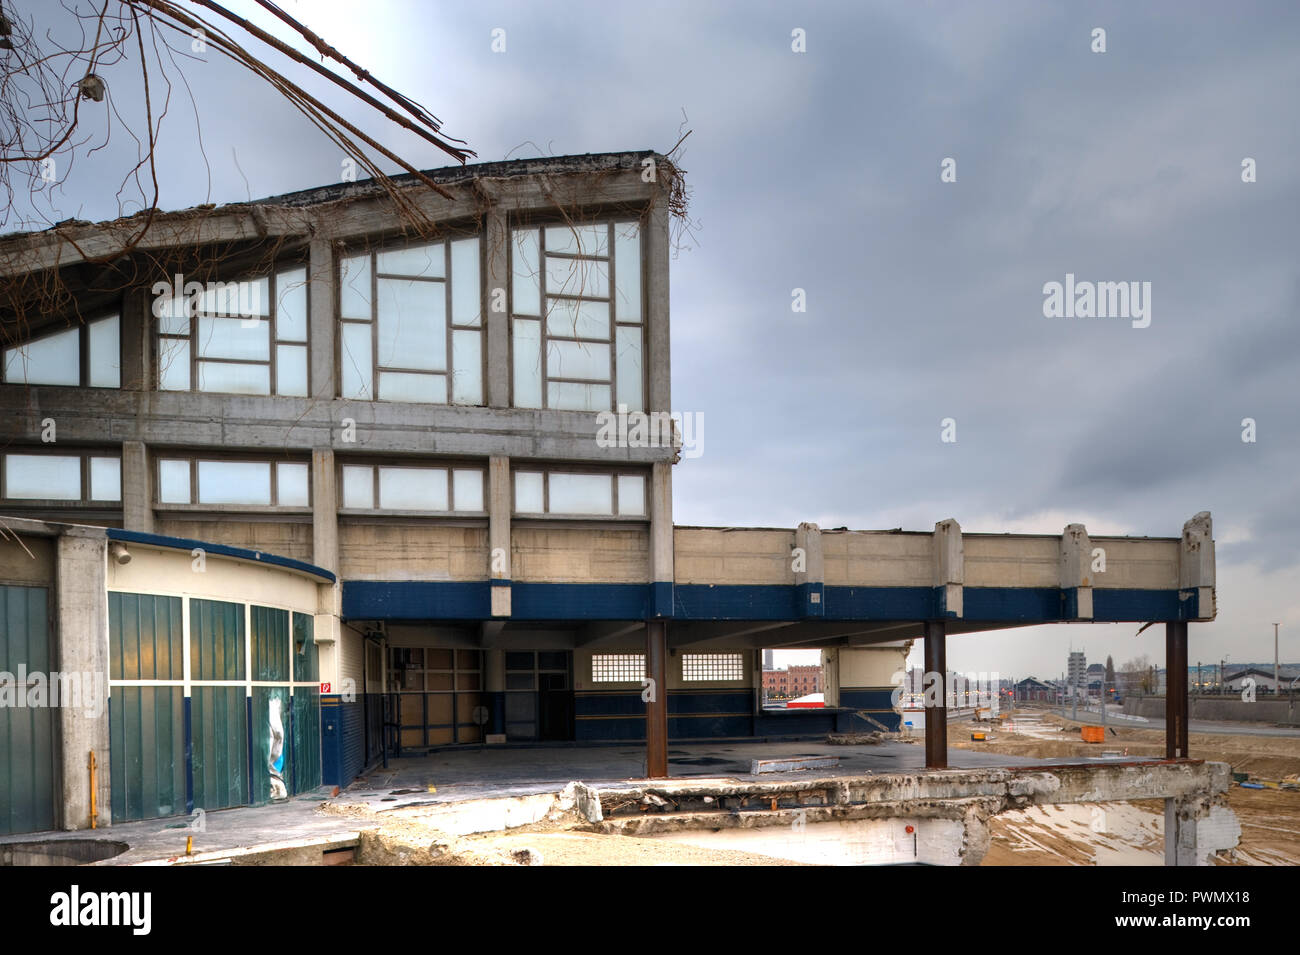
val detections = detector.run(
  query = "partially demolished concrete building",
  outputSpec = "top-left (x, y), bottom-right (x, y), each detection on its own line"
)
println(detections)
top-left (0, 151), bottom-right (1231, 863)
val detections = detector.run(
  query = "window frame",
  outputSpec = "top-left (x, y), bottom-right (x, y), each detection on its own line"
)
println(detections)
top-left (0, 449), bottom-right (122, 506)
top-left (510, 465), bottom-right (648, 520)
top-left (153, 452), bottom-right (313, 512)
top-left (1, 311), bottom-right (122, 390)
top-left (336, 458), bottom-right (487, 517)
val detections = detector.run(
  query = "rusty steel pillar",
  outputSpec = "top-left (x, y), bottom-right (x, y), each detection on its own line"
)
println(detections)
top-left (1166, 621), bottom-right (1189, 758)
top-left (924, 620), bottom-right (948, 769)
top-left (645, 620), bottom-right (669, 778)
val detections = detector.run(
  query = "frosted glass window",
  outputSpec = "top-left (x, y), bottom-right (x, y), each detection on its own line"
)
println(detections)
top-left (158, 338), bottom-right (191, 391)
top-left (450, 238), bottom-right (481, 327)
top-left (198, 277), bottom-right (268, 317)
top-left (512, 319), bottom-right (542, 408)
top-left (277, 462), bottom-right (309, 507)
top-left (451, 330), bottom-right (481, 405)
top-left (376, 243), bottom-right (444, 278)
top-left (379, 467), bottom-right (447, 511)
top-left (514, 471), bottom-right (544, 513)
top-left (544, 224), bottom-right (608, 257)
top-left (615, 326), bottom-right (643, 412)
top-left (4, 455), bottom-right (80, 499)
top-left (453, 469), bottom-right (483, 511)
top-left (198, 460), bottom-right (271, 505)
top-left (196, 361), bottom-right (270, 395)
top-left (511, 229), bottom-right (541, 316)
top-left (155, 293), bottom-right (192, 335)
top-left (339, 254), bottom-right (372, 320)
top-left (276, 344), bottom-right (308, 397)
top-left (546, 298), bottom-right (609, 340)
top-left (90, 456), bottom-right (121, 502)
top-left (614, 223), bottom-right (642, 322)
top-left (276, 269), bottom-right (309, 341)
top-left (88, 315), bottom-right (121, 388)
top-left (548, 473), bottom-right (613, 515)
top-left (547, 381), bottom-right (610, 411)
top-left (377, 278), bottom-right (445, 370)
top-left (617, 474), bottom-right (646, 516)
top-left (340, 323), bottom-right (372, 399)
top-left (342, 466), bottom-right (374, 509)
top-left (158, 460), bottom-right (191, 503)
top-left (2, 327), bottom-right (79, 386)
top-left (547, 340), bottom-right (609, 381)
top-left (197, 317), bottom-right (269, 361)
top-left (545, 256), bottom-right (608, 298)
top-left (378, 371), bottom-right (445, 403)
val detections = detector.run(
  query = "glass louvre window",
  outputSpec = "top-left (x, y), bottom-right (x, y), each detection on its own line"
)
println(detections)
top-left (681, 653), bottom-right (745, 682)
top-left (338, 237), bottom-right (482, 405)
top-left (1, 453), bottom-right (121, 503)
top-left (1, 315), bottom-right (120, 388)
top-left (510, 221), bottom-right (643, 412)
top-left (591, 654), bottom-right (645, 683)
top-left (339, 464), bottom-right (484, 513)
top-left (155, 458), bottom-right (311, 507)
top-left (513, 470), bottom-right (645, 517)
top-left (156, 269), bottom-right (308, 396)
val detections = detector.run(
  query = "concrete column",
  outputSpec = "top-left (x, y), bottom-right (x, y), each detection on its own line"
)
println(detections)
top-left (119, 287), bottom-right (151, 391)
top-left (932, 519), bottom-right (963, 618)
top-left (645, 620), bottom-right (668, 778)
top-left (308, 238), bottom-right (336, 401)
top-left (312, 448), bottom-right (337, 574)
top-left (57, 529), bottom-right (111, 829)
top-left (484, 648), bottom-right (506, 736)
top-left (924, 620), bottom-right (947, 769)
top-left (484, 204), bottom-right (510, 408)
top-left (121, 440), bottom-right (153, 533)
top-left (1059, 523), bottom-right (1093, 619)
top-left (794, 522), bottom-right (824, 617)
top-left (644, 197), bottom-right (671, 414)
top-left (1180, 511), bottom-right (1215, 620)
top-left (489, 455), bottom-right (512, 616)
top-left (649, 460), bottom-right (673, 617)
top-left (1166, 621), bottom-right (1189, 759)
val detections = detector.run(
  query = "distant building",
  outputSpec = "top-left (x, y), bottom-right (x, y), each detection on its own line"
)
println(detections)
top-left (1068, 651), bottom-right (1087, 688)
top-left (763, 649), bottom-right (774, 671)
top-left (763, 664), bottom-right (822, 700)
top-left (1014, 677), bottom-right (1052, 702)
top-left (1223, 667), bottom-right (1298, 694)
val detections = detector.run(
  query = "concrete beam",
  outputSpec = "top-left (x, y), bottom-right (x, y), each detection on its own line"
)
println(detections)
top-left (794, 522), bottom-right (824, 617)
top-left (489, 456), bottom-right (511, 617)
top-left (308, 238), bottom-right (335, 402)
top-left (933, 519), bottom-right (962, 618)
top-left (1180, 511), bottom-right (1215, 620)
top-left (1059, 522), bottom-right (1094, 619)
top-left (649, 460), bottom-right (673, 617)
top-left (121, 440), bottom-right (153, 533)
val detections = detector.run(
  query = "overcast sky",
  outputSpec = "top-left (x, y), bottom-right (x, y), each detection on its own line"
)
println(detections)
top-left (12, 0), bottom-right (1299, 680)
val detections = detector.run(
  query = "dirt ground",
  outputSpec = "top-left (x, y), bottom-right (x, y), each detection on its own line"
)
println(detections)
top-left (952, 709), bottom-right (1300, 866)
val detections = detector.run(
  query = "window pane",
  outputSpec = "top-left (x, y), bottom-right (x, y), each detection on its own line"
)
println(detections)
top-left (615, 325), bottom-right (643, 412)
top-left (90, 456), bottom-right (121, 502)
top-left (453, 469), bottom-right (483, 511)
top-left (377, 277), bottom-right (445, 371)
top-left (277, 462), bottom-right (309, 507)
top-left (339, 254), bottom-right (372, 320)
top-left (548, 473), bottom-right (612, 515)
top-left (511, 229), bottom-right (540, 316)
top-left (617, 474), bottom-right (645, 516)
top-left (450, 238), bottom-right (481, 327)
top-left (340, 322), bottom-right (372, 399)
top-left (158, 460), bottom-right (191, 504)
top-left (379, 467), bottom-right (447, 511)
top-left (514, 471), bottom-right (544, 513)
top-left (545, 256), bottom-right (608, 298)
top-left (154, 292), bottom-right (191, 335)
top-left (546, 297), bottom-right (609, 340)
top-left (545, 224), bottom-right (609, 257)
top-left (158, 337), bottom-right (190, 391)
top-left (342, 466), bottom-right (373, 508)
top-left (276, 268), bottom-right (308, 341)
top-left (198, 460), bottom-right (272, 505)
top-left (197, 316), bottom-right (269, 361)
top-left (512, 318), bottom-right (542, 409)
top-left (197, 361), bottom-right (270, 395)
top-left (88, 315), bottom-right (120, 388)
top-left (376, 242), bottom-right (444, 278)
top-left (3, 326), bottom-right (79, 386)
top-left (276, 344), bottom-right (308, 397)
top-left (451, 330), bottom-right (481, 405)
top-left (199, 277), bottom-right (268, 317)
top-left (4, 455), bottom-right (80, 499)
top-left (614, 223), bottom-right (642, 322)
top-left (547, 340), bottom-right (609, 382)
top-left (547, 381), bottom-right (609, 412)
top-left (378, 371), bottom-right (445, 403)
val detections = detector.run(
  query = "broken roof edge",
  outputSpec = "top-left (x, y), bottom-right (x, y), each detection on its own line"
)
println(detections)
top-left (0, 149), bottom-right (664, 245)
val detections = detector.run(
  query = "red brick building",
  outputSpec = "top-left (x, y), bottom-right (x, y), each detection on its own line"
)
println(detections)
top-left (763, 664), bottom-right (823, 700)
